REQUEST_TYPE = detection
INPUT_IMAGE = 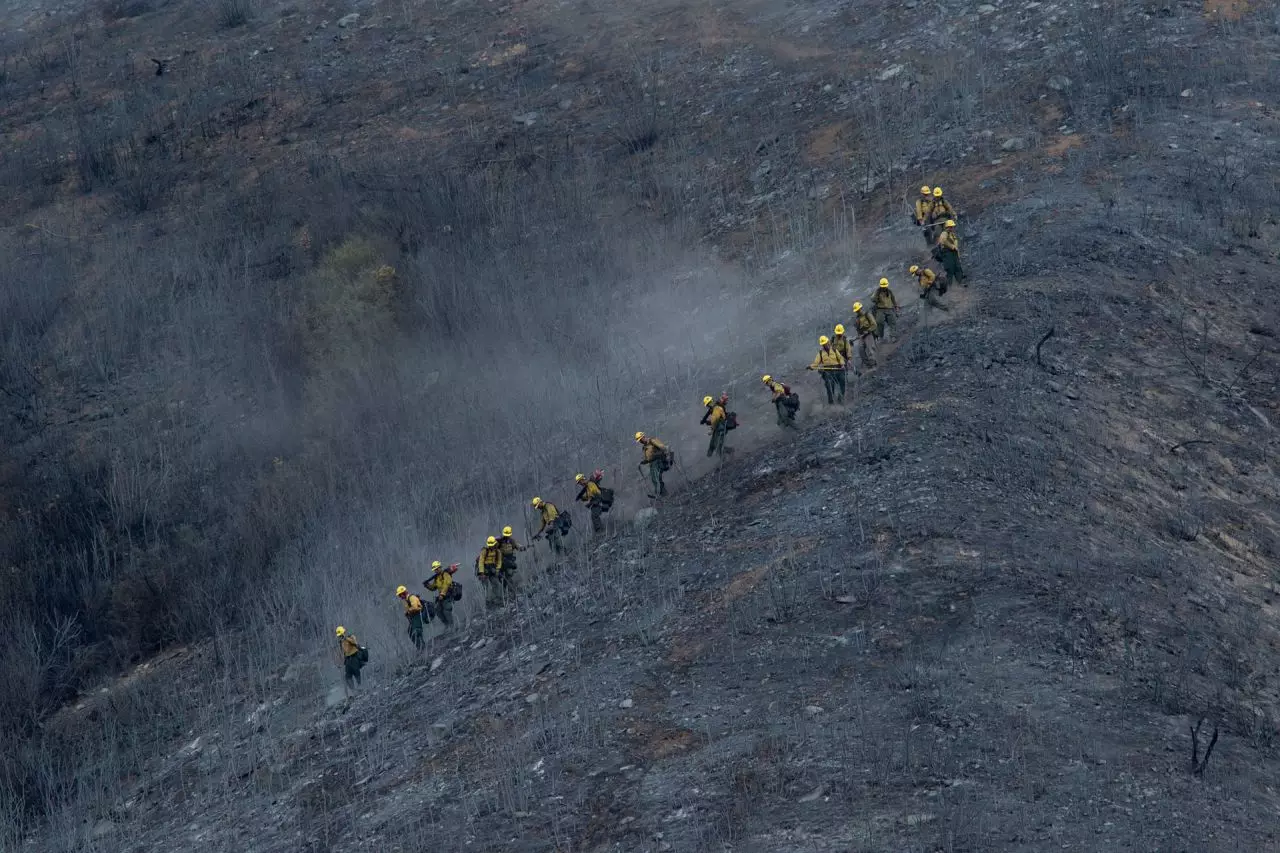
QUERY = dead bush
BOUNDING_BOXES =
[216,0,253,29]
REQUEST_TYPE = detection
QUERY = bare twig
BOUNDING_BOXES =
[1169,439,1214,453]
[1190,717,1220,777]
[1035,326,1055,371]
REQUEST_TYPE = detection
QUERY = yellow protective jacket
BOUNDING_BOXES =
[476,545,503,575]
[497,534,522,556]
[706,404,726,430]
[929,198,956,222]
[855,312,878,337]
[339,635,360,657]
[536,502,559,534]
[936,229,959,252]
[810,345,845,371]
[873,287,898,310]
[914,198,933,225]
[403,594,424,617]
[913,267,937,291]
[426,570,453,600]
[642,438,668,463]
[831,334,853,362]
[765,379,787,400]
[577,480,602,505]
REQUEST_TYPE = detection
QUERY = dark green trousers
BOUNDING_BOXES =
[940,248,964,283]
[707,423,727,458]
[648,461,668,495]
[344,654,363,686]
[407,613,425,649]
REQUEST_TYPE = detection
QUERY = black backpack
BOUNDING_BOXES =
[725,411,739,431]
[783,393,800,412]
[559,510,573,532]
[357,646,370,664]
[598,487,615,511]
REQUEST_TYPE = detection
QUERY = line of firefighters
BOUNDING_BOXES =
[335,182,968,689]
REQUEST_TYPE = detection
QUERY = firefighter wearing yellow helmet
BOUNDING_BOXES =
[531,496,568,554]
[872,277,900,341]
[911,264,949,311]
[806,333,847,405]
[496,524,527,580]
[476,535,505,607]
[914,184,935,245]
[762,374,799,429]
[852,301,879,371]
[396,584,426,650]
[700,393,732,460]
[335,626,366,693]
[635,432,672,497]
[933,219,965,287]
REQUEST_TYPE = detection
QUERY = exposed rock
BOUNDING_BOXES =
[798,784,827,803]
[633,508,659,528]
[619,698,634,709]
[1001,137,1028,151]
[1047,75,1072,91]
[337,13,360,28]
[877,64,904,81]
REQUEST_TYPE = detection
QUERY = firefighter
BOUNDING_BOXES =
[934,220,965,286]
[497,525,525,571]
[927,186,957,244]
[911,264,949,310]
[872,278,900,341]
[853,302,878,370]
[635,432,671,497]
[335,626,366,692]
[762,374,798,429]
[702,394,730,458]
[476,535,504,607]
[396,585,426,650]
[575,473,607,533]
[831,323,854,369]
[913,184,934,246]
[424,561,455,627]
[495,526,525,595]
[806,335,846,404]
[531,496,566,553]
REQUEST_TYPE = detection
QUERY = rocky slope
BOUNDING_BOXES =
[5,0,1280,851]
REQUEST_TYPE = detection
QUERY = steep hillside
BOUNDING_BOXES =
[2,0,1279,850]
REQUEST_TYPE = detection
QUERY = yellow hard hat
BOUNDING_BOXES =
[920,185,931,195]
[834,324,845,335]
[502,525,513,537]
[761,374,772,384]
[396,584,407,596]
[853,301,863,312]
[933,187,944,197]
[879,278,890,288]
[634,431,646,442]
[486,535,497,547]
[335,626,346,637]
[819,335,830,346]
[575,473,586,484]
[909,265,920,274]
[703,395,713,407]
[945,219,956,228]
[531,496,542,507]
[431,560,442,571]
